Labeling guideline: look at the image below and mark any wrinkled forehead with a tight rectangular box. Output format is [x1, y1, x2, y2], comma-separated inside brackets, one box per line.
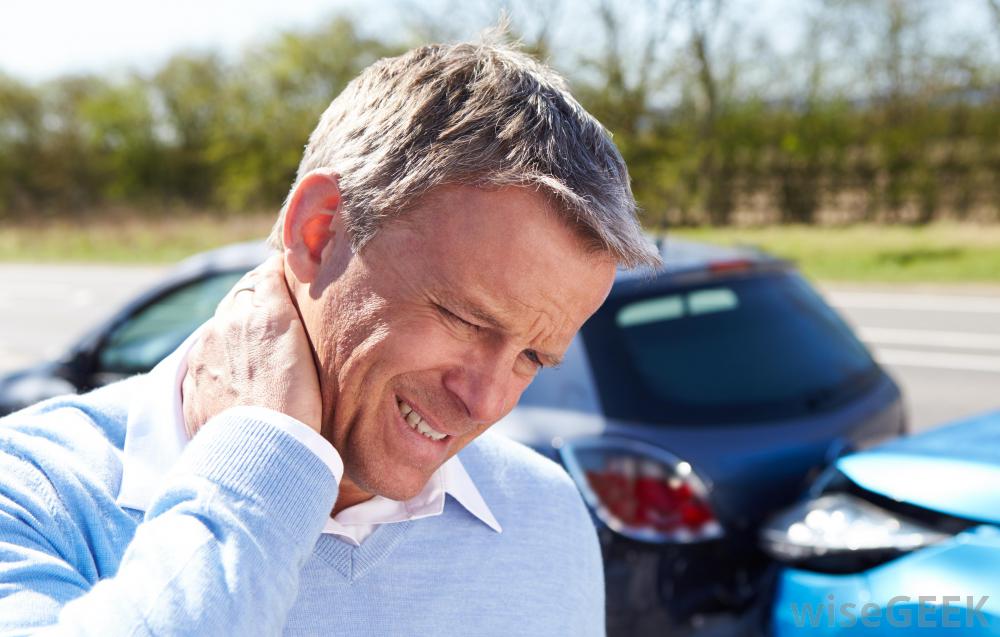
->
[397, 182, 605, 257]
[393, 184, 616, 339]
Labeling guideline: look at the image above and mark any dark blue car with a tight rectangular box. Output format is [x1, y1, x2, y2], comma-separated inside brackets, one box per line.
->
[0, 238, 906, 636]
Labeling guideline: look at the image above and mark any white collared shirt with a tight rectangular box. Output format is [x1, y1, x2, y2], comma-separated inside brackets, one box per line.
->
[116, 329, 502, 546]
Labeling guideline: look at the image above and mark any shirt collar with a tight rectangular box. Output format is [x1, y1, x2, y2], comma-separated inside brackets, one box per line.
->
[115, 329, 501, 537]
[116, 329, 198, 512]
[326, 449, 501, 532]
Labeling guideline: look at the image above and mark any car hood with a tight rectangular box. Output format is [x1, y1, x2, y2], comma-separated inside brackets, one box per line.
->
[837, 409, 1000, 525]
[0, 363, 78, 417]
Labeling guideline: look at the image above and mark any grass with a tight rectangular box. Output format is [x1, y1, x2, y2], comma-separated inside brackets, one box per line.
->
[0, 213, 275, 264]
[670, 223, 1000, 283]
[2, 214, 1000, 283]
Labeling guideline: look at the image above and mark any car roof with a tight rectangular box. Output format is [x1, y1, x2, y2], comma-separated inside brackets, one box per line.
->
[170, 240, 273, 278]
[614, 236, 783, 282]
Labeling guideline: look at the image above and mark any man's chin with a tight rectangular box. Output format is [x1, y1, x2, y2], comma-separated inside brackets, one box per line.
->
[377, 481, 427, 502]
[345, 461, 431, 503]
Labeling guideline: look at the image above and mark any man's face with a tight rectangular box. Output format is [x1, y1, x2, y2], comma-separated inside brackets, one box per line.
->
[300, 184, 616, 501]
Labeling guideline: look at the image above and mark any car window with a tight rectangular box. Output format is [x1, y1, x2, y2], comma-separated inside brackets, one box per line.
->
[97, 271, 246, 375]
[581, 271, 881, 424]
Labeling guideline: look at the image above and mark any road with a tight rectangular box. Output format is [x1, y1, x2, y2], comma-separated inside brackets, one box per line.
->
[0, 265, 997, 431]
[821, 285, 1000, 431]
[0, 264, 167, 373]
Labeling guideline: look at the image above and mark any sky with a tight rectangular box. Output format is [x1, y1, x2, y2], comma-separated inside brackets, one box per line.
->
[1, 0, 994, 84]
[0, 0, 806, 81]
[0, 0, 361, 80]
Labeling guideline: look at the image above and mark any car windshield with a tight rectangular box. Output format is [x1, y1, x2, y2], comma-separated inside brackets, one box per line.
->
[97, 271, 246, 375]
[580, 270, 880, 424]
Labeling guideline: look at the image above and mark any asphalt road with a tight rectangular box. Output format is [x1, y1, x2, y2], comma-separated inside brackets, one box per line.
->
[0, 264, 167, 373]
[0, 265, 997, 432]
[821, 286, 1000, 432]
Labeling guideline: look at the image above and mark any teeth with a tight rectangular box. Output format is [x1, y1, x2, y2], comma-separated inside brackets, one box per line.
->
[416, 420, 442, 439]
[397, 400, 448, 441]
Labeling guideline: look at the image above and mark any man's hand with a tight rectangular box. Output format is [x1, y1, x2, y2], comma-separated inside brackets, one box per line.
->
[182, 254, 322, 437]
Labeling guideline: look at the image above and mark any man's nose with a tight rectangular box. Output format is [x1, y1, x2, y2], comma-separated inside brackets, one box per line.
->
[442, 354, 513, 425]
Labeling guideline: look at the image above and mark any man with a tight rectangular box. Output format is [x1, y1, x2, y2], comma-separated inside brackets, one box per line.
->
[0, 40, 659, 635]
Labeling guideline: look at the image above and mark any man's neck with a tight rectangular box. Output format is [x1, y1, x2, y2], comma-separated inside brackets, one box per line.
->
[181, 359, 369, 516]
[332, 477, 375, 516]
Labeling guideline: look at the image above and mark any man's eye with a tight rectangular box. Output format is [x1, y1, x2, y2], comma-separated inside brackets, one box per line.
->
[437, 305, 480, 331]
[523, 350, 543, 368]
[515, 349, 545, 378]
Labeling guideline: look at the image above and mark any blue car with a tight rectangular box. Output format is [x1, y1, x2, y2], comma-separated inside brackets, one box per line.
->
[762, 410, 1000, 635]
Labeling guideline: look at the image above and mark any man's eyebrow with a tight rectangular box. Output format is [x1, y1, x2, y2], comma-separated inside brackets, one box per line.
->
[437, 291, 510, 331]
[436, 291, 564, 367]
[465, 302, 510, 332]
[541, 352, 565, 368]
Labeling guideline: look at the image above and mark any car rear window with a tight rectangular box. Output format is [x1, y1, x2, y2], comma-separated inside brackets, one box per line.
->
[580, 270, 881, 424]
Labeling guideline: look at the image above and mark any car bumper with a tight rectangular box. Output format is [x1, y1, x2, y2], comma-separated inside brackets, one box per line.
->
[604, 532, 774, 637]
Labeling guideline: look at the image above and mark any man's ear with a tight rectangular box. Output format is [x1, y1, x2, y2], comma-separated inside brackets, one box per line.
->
[283, 169, 344, 284]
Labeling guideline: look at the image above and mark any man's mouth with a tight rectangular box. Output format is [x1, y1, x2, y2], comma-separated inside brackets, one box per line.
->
[397, 399, 449, 442]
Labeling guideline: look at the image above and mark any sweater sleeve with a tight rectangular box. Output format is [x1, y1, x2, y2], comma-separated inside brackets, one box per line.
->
[0, 407, 340, 636]
[559, 478, 606, 637]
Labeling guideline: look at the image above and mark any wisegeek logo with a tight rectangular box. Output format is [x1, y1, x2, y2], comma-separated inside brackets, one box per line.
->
[789, 595, 990, 629]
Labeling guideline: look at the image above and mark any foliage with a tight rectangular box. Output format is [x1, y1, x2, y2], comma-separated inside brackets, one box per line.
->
[0, 17, 397, 218]
[0, 3, 999, 227]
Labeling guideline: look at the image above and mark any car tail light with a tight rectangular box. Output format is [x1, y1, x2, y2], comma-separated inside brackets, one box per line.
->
[707, 259, 754, 273]
[559, 437, 723, 543]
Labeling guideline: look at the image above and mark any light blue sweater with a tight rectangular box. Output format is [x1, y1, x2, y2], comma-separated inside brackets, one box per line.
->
[0, 377, 604, 635]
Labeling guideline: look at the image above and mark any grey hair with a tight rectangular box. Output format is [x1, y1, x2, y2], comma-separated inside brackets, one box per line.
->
[268, 39, 661, 270]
